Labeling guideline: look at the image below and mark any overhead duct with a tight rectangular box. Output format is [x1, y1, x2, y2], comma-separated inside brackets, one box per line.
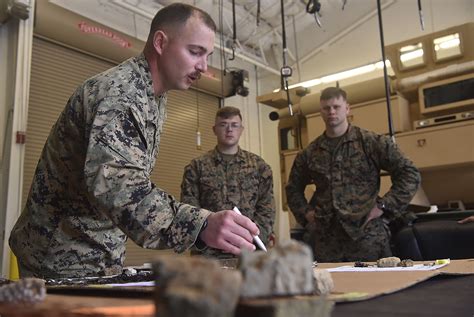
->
[391, 61, 474, 94]
[34, 0, 233, 98]
[269, 77, 388, 120]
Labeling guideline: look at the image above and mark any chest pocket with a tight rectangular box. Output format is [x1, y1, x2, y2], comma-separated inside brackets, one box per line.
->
[238, 172, 260, 207]
[199, 175, 222, 204]
[307, 151, 331, 189]
[344, 144, 377, 184]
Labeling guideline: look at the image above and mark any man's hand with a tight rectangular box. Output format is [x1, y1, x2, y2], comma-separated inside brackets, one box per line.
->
[362, 205, 384, 230]
[198, 210, 258, 255]
[458, 216, 474, 224]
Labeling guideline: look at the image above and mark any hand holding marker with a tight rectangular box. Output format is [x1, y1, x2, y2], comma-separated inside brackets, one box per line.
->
[233, 207, 267, 252]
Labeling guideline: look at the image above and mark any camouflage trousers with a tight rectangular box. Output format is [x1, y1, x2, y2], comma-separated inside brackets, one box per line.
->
[304, 215, 392, 262]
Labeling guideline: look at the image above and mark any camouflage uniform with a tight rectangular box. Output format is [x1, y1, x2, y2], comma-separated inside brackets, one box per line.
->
[180, 147, 275, 258]
[9, 54, 211, 278]
[286, 125, 420, 262]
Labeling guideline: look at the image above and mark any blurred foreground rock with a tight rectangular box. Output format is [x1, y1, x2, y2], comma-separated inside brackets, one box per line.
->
[153, 255, 242, 317]
[239, 239, 314, 298]
[0, 278, 46, 304]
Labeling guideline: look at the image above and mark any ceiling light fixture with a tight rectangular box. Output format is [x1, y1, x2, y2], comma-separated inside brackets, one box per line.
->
[274, 59, 392, 92]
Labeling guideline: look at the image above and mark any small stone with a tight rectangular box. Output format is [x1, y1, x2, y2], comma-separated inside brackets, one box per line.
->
[354, 261, 370, 267]
[398, 259, 414, 267]
[153, 255, 242, 317]
[313, 269, 334, 296]
[377, 256, 401, 267]
[239, 239, 314, 298]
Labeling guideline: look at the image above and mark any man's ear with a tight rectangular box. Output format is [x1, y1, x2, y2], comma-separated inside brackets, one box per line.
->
[153, 30, 168, 55]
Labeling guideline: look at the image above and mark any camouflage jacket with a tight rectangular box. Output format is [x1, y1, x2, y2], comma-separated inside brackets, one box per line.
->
[180, 147, 275, 258]
[9, 54, 211, 278]
[286, 125, 420, 240]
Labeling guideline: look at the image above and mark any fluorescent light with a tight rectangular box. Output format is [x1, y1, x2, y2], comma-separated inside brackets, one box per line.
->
[289, 79, 321, 89]
[433, 33, 459, 45]
[321, 64, 376, 83]
[375, 59, 391, 69]
[400, 49, 424, 62]
[273, 60, 392, 92]
[399, 43, 422, 53]
[435, 38, 460, 51]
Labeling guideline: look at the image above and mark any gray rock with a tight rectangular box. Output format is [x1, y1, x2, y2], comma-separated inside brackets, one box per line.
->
[398, 259, 414, 267]
[313, 269, 334, 296]
[239, 239, 314, 298]
[153, 255, 242, 317]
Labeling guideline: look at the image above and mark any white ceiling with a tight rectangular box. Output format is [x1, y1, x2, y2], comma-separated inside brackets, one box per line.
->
[49, 0, 399, 75]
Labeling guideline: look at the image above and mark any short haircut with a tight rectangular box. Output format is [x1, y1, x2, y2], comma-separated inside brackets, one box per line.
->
[148, 3, 217, 40]
[216, 106, 242, 121]
[320, 87, 347, 101]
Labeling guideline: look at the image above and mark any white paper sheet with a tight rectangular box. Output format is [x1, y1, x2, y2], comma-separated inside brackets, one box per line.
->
[106, 281, 155, 287]
[327, 263, 448, 272]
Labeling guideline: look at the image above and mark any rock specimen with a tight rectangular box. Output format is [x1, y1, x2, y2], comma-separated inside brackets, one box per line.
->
[398, 259, 414, 267]
[377, 256, 401, 267]
[313, 269, 334, 296]
[239, 239, 314, 298]
[0, 278, 46, 304]
[153, 255, 242, 317]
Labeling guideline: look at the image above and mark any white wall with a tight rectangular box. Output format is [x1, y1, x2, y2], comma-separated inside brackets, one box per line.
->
[0, 18, 20, 278]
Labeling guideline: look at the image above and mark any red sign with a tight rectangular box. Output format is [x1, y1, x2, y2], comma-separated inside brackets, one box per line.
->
[78, 21, 131, 48]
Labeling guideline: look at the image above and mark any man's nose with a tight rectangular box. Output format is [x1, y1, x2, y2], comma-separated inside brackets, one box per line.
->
[196, 57, 208, 73]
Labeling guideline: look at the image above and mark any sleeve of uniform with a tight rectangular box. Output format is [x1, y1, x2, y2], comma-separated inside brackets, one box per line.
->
[252, 161, 275, 244]
[373, 134, 421, 213]
[84, 108, 211, 252]
[180, 160, 202, 208]
[285, 150, 312, 227]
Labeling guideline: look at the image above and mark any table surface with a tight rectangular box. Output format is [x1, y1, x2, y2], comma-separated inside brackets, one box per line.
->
[0, 259, 472, 316]
[333, 274, 474, 317]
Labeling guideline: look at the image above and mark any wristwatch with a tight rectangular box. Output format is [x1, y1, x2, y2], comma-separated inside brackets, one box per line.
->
[376, 200, 387, 212]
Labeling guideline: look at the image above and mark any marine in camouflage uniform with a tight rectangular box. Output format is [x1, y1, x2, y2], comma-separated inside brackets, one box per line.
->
[181, 147, 275, 258]
[9, 54, 211, 277]
[286, 87, 420, 263]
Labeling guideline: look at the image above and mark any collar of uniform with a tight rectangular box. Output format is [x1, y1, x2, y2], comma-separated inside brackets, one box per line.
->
[319, 124, 358, 150]
[135, 53, 167, 101]
[212, 146, 245, 163]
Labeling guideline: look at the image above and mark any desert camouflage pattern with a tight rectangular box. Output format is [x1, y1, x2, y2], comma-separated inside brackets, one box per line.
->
[9, 54, 211, 278]
[286, 125, 420, 261]
[181, 147, 275, 258]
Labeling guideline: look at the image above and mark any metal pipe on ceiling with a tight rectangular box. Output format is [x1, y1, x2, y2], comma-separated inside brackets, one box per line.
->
[112, 0, 280, 75]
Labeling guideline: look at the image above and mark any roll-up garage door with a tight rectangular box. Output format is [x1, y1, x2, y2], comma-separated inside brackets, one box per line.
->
[24, 36, 219, 266]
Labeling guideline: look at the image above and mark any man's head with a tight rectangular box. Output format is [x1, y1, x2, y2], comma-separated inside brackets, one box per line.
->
[319, 87, 350, 130]
[213, 106, 244, 150]
[144, 3, 216, 94]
